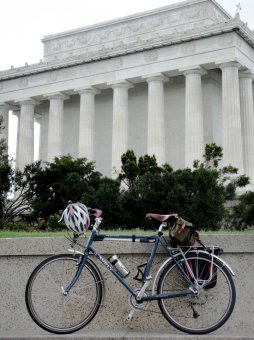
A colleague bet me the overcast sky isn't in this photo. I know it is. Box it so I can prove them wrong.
[1,0,254,159]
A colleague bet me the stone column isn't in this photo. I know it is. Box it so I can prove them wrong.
[35,112,48,162]
[15,99,38,170]
[143,73,168,165]
[39,112,49,162]
[181,66,206,168]
[239,71,254,180]
[76,87,100,161]
[0,103,9,147]
[108,80,133,175]
[45,93,69,163]
[220,62,243,172]
[253,83,254,109]
[12,110,20,165]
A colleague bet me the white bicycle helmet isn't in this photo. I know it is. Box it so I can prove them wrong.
[62,202,90,235]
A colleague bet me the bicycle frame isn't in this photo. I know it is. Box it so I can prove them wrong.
[64,227,194,302]
[26,213,237,335]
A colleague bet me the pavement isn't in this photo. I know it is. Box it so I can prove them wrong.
[0,330,254,340]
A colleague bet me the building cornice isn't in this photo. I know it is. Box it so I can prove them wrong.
[0,12,253,81]
[41,0,231,42]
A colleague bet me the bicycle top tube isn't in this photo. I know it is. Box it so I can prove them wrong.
[88,212,178,239]
[93,233,157,243]
[83,212,180,257]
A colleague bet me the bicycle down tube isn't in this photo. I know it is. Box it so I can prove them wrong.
[64,228,193,301]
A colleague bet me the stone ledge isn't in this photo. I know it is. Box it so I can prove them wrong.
[0,329,253,340]
[0,234,253,335]
[0,234,253,256]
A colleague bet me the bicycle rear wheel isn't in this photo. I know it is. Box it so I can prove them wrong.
[157,252,236,334]
[25,254,103,334]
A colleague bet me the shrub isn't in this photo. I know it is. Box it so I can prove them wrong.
[0,220,29,231]
[46,214,66,231]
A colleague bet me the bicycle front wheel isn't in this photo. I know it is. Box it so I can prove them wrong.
[25,254,103,334]
[157,252,236,334]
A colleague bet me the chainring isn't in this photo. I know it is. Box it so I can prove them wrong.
[128,290,150,311]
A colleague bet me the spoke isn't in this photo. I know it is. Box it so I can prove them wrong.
[72,281,97,291]
[54,262,71,287]
[67,292,97,304]
[40,268,62,290]
[158,255,235,333]
[26,256,103,333]
[32,290,62,297]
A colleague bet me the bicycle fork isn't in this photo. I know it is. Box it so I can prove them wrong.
[62,249,89,295]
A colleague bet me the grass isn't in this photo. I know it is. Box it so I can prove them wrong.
[0,229,153,238]
[0,230,67,238]
[0,228,253,238]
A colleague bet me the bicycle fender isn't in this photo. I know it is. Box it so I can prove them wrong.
[151,250,235,295]
[67,249,106,307]
[197,250,235,276]
[68,248,83,255]
[152,257,173,296]
[87,257,106,307]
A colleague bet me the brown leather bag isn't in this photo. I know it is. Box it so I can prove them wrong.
[168,216,197,247]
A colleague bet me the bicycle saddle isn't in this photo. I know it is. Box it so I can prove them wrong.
[146,213,178,222]
[88,208,102,217]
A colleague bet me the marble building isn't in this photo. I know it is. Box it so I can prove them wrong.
[0,0,254,182]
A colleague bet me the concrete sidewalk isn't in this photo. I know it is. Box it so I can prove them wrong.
[1,330,254,340]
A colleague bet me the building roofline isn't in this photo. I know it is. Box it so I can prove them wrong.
[0,23,249,81]
[1,2,252,81]
[41,0,231,42]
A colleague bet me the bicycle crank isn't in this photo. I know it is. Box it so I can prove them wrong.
[127,290,150,321]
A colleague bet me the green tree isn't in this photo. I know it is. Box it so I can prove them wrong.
[138,154,161,176]
[119,150,139,188]
[194,143,249,200]
[119,149,163,187]
[82,177,122,228]
[120,164,225,230]
[186,167,225,229]
[14,155,101,221]
[8,155,123,229]
[0,115,13,220]
[119,144,245,230]
[6,143,250,231]
[232,191,254,229]
[202,143,223,169]
[3,161,41,222]
[121,171,166,228]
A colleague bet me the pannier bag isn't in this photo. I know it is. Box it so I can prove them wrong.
[167,216,197,247]
[186,246,221,289]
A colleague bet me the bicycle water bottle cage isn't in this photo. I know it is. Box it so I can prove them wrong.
[133,263,147,282]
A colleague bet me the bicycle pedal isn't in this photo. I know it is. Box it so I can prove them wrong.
[127,309,135,321]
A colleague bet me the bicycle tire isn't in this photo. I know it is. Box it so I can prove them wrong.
[157,251,236,334]
[25,254,103,334]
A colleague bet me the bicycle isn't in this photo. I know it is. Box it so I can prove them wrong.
[25,204,236,335]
